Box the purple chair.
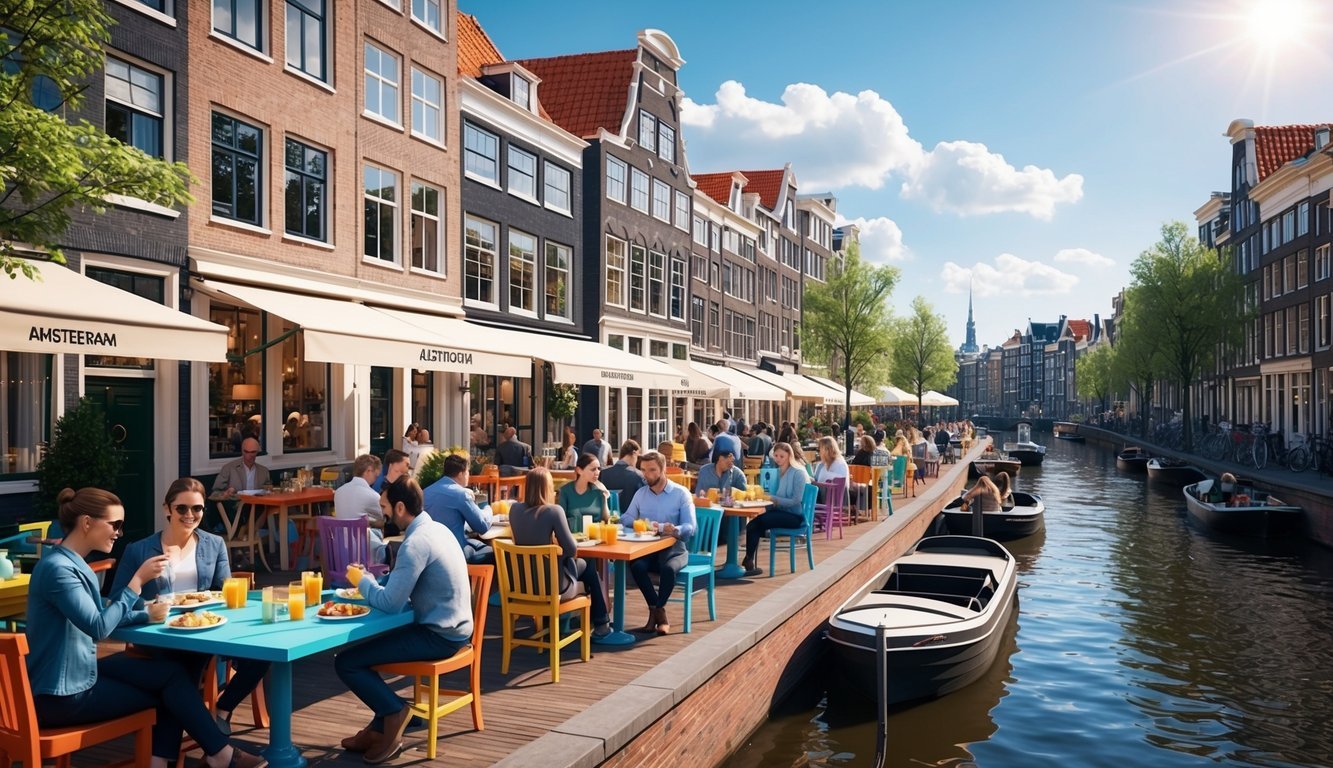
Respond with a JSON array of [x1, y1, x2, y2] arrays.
[[316, 517, 389, 587], [814, 476, 847, 540]]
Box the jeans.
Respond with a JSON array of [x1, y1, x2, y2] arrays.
[[572, 559, 610, 626], [165, 649, 270, 713], [745, 509, 805, 561], [628, 544, 689, 609], [334, 625, 466, 730], [34, 653, 229, 759]]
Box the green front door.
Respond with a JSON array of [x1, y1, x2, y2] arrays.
[[87, 377, 156, 544], [369, 367, 393, 457]]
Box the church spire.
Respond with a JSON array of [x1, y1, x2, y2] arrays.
[[961, 279, 979, 354]]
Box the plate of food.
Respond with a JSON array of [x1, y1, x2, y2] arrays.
[[166, 591, 225, 611], [317, 601, 371, 620], [167, 610, 227, 630], [620, 531, 661, 542], [334, 588, 366, 601]]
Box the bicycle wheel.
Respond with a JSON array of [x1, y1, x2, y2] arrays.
[[1204, 435, 1226, 461], [1253, 439, 1268, 470], [1287, 446, 1311, 473], [1233, 441, 1250, 466]]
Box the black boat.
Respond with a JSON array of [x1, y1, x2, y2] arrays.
[[1002, 422, 1046, 466], [940, 492, 1045, 540], [1146, 457, 1206, 485], [1055, 432, 1085, 443], [968, 456, 1022, 479], [1183, 480, 1304, 537], [826, 536, 1018, 705], [1116, 446, 1150, 472]]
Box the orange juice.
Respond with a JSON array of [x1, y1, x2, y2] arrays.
[[303, 572, 323, 607], [707, 488, 719, 504], [605, 525, 619, 544], [587, 522, 601, 541], [345, 563, 364, 587], [227, 578, 249, 609], [287, 582, 306, 620], [633, 518, 648, 534]]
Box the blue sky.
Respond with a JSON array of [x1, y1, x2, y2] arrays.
[[462, 0, 1333, 348]]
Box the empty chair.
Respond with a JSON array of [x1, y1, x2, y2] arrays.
[[316, 517, 388, 588], [769, 484, 819, 577], [493, 540, 590, 683], [814, 477, 848, 539], [667, 506, 723, 633], [847, 465, 877, 521]]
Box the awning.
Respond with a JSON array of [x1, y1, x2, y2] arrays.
[[921, 390, 959, 407], [1, 262, 227, 361], [203, 282, 531, 376], [691, 361, 786, 401], [674, 364, 730, 398], [740, 367, 833, 400], [802, 375, 876, 407], [878, 385, 916, 406]]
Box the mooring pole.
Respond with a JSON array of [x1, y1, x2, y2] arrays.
[[972, 500, 984, 537], [873, 622, 889, 768]]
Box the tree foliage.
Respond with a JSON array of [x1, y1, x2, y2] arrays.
[[1, 1, 194, 279], [1075, 343, 1115, 411], [35, 397, 123, 519], [1111, 296, 1163, 438], [802, 245, 899, 416], [889, 296, 958, 414]]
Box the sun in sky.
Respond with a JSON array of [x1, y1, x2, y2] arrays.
[[1242, 0, 1315, 51]]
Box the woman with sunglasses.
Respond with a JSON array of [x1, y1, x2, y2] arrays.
[[112, 477, 271, 735], [27, 486, 266, 768]]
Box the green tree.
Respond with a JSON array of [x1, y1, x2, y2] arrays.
[[1075, 343, 1115, 415], [889, 296, 958, 416], [1111, 298, 1162, 439], [1124, 221, 1247, 449], [802, 245, 899, 420], [1, 3, 194, 279], [35, 397, 123, 519]]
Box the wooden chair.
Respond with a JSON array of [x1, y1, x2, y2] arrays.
[[373, 565, 493, 758], [742, 455, 763, 470], [667, 506, 722, 633], [493, 540, 590, 683], [848, 465, 876, 521], [813, 478, 847, 540], [317, 517, 388, 588], [215, 500, 269, 572], [0, 633, 155, 768], [768, 485, 819, 577]]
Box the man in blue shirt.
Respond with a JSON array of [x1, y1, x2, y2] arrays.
[[710, 418, 742, 463], [422, 454, 492, 563], [694, 449, 747, 498], [620, 450, 696, 635]]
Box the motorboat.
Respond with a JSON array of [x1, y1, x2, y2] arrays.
[[1146, 457, 1205, 485], [1002, 422, 1046, 466], [940, 491, 1045, 540], [827, 536, 1018, 705], [1116, 446, 1151, 472], [1055, 432, 1085, 443], [968, 455, 1022, 479], [1183, 480, 1304, 537]]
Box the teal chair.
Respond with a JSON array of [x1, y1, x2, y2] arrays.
[[888, 455, 908, 499], [606, 489, 620, 518], [669, 506, 722, 633], [769, 484, 819, 577]]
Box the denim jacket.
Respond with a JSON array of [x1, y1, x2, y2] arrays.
[[110, 529, 231, 606]]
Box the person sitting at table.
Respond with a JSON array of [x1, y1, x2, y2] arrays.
[[212, 437, 270, 497], [495, 427, 533, 474], [557, 427, 579, 469], [334, 454, 388, 564], [469, 415, 490, 450], [742, 442, 810, 577], [849, 434, 877, 466], [556, 453, 610, 532], [372, 449, 411, 536], [29, 487, 266, 768], [422, 454, 493, 564], [710, 418, 742, 463], [113, 477, 273, 736], [581, 427, 613, 466], [619, 451, 696, 635], [509, 467, 612, 640], [747, 422, 773, 459], [812, 435, 850, 505], [410, 429, 435, 477], [683, 422, 712, 465], [776, 422, 798, 446], [334, 476, 473, 764], [600, 440, 645, 512], [695, 448, 747, 499]]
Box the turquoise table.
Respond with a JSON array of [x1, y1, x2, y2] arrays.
[[111, 592, 412, 768], [717, 502, 771, 579]]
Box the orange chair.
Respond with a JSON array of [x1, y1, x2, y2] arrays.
[[0, 633, 155, 768], [373, 565, 493, 758], [494, 541, 590, 683], [848, 465, 876, 522]]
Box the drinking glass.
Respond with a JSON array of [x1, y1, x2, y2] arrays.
[[303, 571, 323, 607], [261, 587, 278, 623], [287, 582, 306, 620]]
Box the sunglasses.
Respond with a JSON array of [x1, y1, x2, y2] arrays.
[[98, 517, 124, 534], [173, 504, 206, 516]]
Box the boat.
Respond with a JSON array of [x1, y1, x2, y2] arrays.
[[1055, 432, 1085, 442], [826, 535, 1019, 705], [1116, 446, 1150, 472], [1146, 457, 1205, 485], [1002, 422, 1046, 466], [940, 492, 1045, 540], [1183, 480, 1304, 537], [968, 456, 1022, 479]]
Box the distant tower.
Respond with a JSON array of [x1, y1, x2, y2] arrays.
[[960, 282, 979, 354]]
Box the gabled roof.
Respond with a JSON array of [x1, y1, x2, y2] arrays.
[[692, 172, 737, 206], [1066, 319, 1092, 341], [737, 169, 786, 211], [518, 49, 637, 139], [1027, 321, 1062, 343], [1255, 125, 1320, 181], [457, 13, 505, 78]]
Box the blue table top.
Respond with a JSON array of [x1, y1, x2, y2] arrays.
[[110, 591, 414, 663]]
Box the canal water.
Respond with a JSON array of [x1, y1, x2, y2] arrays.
[[722, 436, 1333, 768]]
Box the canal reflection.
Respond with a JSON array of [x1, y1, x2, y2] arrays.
[[722, 436, 1333, 768]]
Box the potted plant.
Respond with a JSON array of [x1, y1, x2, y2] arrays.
[[35, 397, 123, 519]]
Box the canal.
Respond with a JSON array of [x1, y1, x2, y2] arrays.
[[722, 436, 1333, 768]]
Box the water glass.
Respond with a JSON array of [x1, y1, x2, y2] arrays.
[[261, 586, 278, 624]]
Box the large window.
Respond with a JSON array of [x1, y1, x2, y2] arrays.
[[208, 304, 263, 460], [464, 123, 498, 183], [285, 0, 326, 81], [674, 191, 689, 230], [605, 235, 626, 307], [1318, 294, 1330, 349], [638, 110, 656, 153], [670, 258, 685, 320], [465, 216, 497, 305], [284, 138, 326, 241], [652, 178, 670, 222], [630, 167, 649, 213], [545, 242, 571, 320], [211, 112, 263, 225], [279, 320, 330, 453], [648, 251, 666, 316], [2, 353, 52, 476], [508, 146, 537, 200], [690, 296, 705, 346], [411, 0, 442, 35], [508, 230, 537, 314], [544, 162, 571, 214], [410, 181, 441, 273], [606, 156, 626, 203], [363, 164, 398, 263], [214, 0, 262, 50], [105, 56, 164, 159], [410, 67, 443, 143], [658, 122, 676, 163], [363, 42, 400, 124], [629, 245, 646, 312], [1318, 244, 1332, 282]]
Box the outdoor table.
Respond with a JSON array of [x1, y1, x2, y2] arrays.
[[577, 536, 675, 645], [236, 487, 334, 570], [112, 590, 412, 768], [0, 573, 31, 626], [716, 501, 771, 579]]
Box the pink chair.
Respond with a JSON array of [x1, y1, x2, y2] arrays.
[[316, 517, 388, 587], [814, 477, 847, 540]]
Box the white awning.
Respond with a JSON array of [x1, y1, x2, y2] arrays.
[[1, 262, 227, 361], [921, 390, 959, 407], [878, 385, 916, 406], [740, 367, 832, 400], [674, 364, 730, 398], [690, 362, 786, 401], [803, 375, 876, 407]]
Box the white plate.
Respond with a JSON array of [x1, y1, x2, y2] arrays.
[[166, 614, 228, 631], [575, 539, 600, 548], [317, 609, 371, 620], [334, 588, 366, 601], [620, 532, 661, 542], [237, 489, 269, 496], [166, 593, 225, 612]]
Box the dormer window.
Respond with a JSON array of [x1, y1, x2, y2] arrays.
[[512, 75, 530, 111], [729, 183, 741, 212]]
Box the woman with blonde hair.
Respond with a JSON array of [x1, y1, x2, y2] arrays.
[[742, 442, 810, 577]]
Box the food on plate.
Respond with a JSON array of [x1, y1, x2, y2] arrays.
[[172, 591, 219, 606], [318, 601, 370, 617], [572, 532, 589, 542], [169, 610, 224, 628], [335, 588, 363, 599]]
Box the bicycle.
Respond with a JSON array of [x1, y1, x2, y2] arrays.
[[1265, 430, 1311, 472], [1306, 435, 1333, 474], [1231, 424, 1264, 468]]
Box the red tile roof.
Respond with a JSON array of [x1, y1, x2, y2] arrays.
[[1067, 319, 1092, 342], [517, 49, 637, 138], [737, 169, 786, 211], [1254, 125, 1320, 181], [692, 172, 735, 205], [457, 13, 505, 78]]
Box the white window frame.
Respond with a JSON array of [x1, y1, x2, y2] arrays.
[[669, 258, 685, 321], [105, 52, 169, 161], [630, 167, 649, 213], [657, 121, 675, 164], [1316, 244, 1331, 282], [629, 245, 647, 312], [648, 250, 666, 318], [673, 190, 689, 230], [638, 110, 656, 153], [362, 164, 400, 264], [692, 216, 707, 246], [410, 66, 443, 145], [544, 241, 572, 321], [605, 235, 626, 308], [463, 123, 499, 185], [651, 178, 670, 222], [410, 0, 443, 37], [464, 215, 499, 308], [544, 161, 571, 215], [512, 74, 531, 111], [363, 41, 401, 126], [606, 155, 626, 204], [508, 229, 538, 316], [507, 145, 538, 202], [409, 180, 442, 274]]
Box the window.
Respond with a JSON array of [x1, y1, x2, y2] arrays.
[[1263, 313, 1273, 358], [708, 302, 720, 348], [507, 146, 537, 200], [690, 296, 704, 346], [105, 56, 164, 159], [411, 0, 442, 35], [1283, 210, 1296, 244], [363, 165, 398, 263], [545, 242, 571, 320], [284, 138, 326, 241], [650, 340, 668, 358], [1299, 303, 1310, 354], [674, 190, 689, 230], [1298, 250, 1309, 289], [692, 216, 707, 246], [208, 304, 261, 460], [278, 319, 330, 453], [512, 75, 530, 110], [1, 352, 53, 476], [605, 235, 626, 307], [214, 0, 262, 50], [1287, 307, 1298, 355], [652, 178, 671, 222], [211, 112, 263, 225], [1284, 255, 1295, 293], [364, 42, 400, 124], [463, 124, 498, 183], [630, 167, 649, 213], [670, 258, 685, 320], [1299, 201, 1310, 236], [410, 68, 443, 143], [1317, 244, 1331, 282], [1318, 294, 1330, 349], [606, 156, 626, 203], [410, 181, 441, 272], [638, 110, 656, 152], [508, 230, 537, 314], [285, 0, 326, 81], [693, 252, 707, 283], [465, 216, 497, 305], [544, 162, 571, 213], [648, 251, 666, 316], [629, 245, 646, 312], [658, 122, 675, 163]]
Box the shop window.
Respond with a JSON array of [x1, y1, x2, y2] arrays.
[[411, 370, 434, 437], [1, 352, 53, 477], [208, 304, 263, 459], [279, 320, 329, 452]]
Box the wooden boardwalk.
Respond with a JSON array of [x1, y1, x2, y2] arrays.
[[80, 477, 952, 767]]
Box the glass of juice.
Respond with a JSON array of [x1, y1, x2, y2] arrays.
[[587, 522, 600, 541], [605, 524, 619, 544], [346, 563, 364, 588], [287, 582, 306, 620], [633, 518, 648, 534], [303, 571, 323, 606], [707, 488, 719, 505], [227, 578, 249, 609]]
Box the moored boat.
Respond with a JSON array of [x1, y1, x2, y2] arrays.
[[1002, 421, 1046, 466], [1182, 479, 1304, 537], [940, 492, 1045, 540], [1055, 433, 1085, 442], [1116, 446, 1150, 472], [968, 456, 1022, 479], [827, 536, 1018, 705], [1146, 457, 1205, 485]]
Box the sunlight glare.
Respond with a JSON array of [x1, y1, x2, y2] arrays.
[[1243, 0, 1311, 51]]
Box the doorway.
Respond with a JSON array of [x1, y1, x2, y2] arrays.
[[369, 367, 393, 457], [86, 377, 155, 544]]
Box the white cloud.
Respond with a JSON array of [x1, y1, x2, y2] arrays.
[[1053, 247, 1115, 268], [940, 254, 1080, 298], [836, 216, 907, 262], [681, 80, 1083, 219]]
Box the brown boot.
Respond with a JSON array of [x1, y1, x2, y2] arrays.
[[654, 607, 670, 635], [341, 726, 381, 753]]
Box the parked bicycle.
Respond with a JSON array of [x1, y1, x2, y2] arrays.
[[1263, 429, 1310, 472]]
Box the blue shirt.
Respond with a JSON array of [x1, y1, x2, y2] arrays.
[[772, 464, 812, 515], [711, 432, 742, 463], [694, 463, 747, 495], [357, 511, 473, 641], [621, 478, 697, 541], [110, 529, 231, 606], [423, 475, 490, 552]]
